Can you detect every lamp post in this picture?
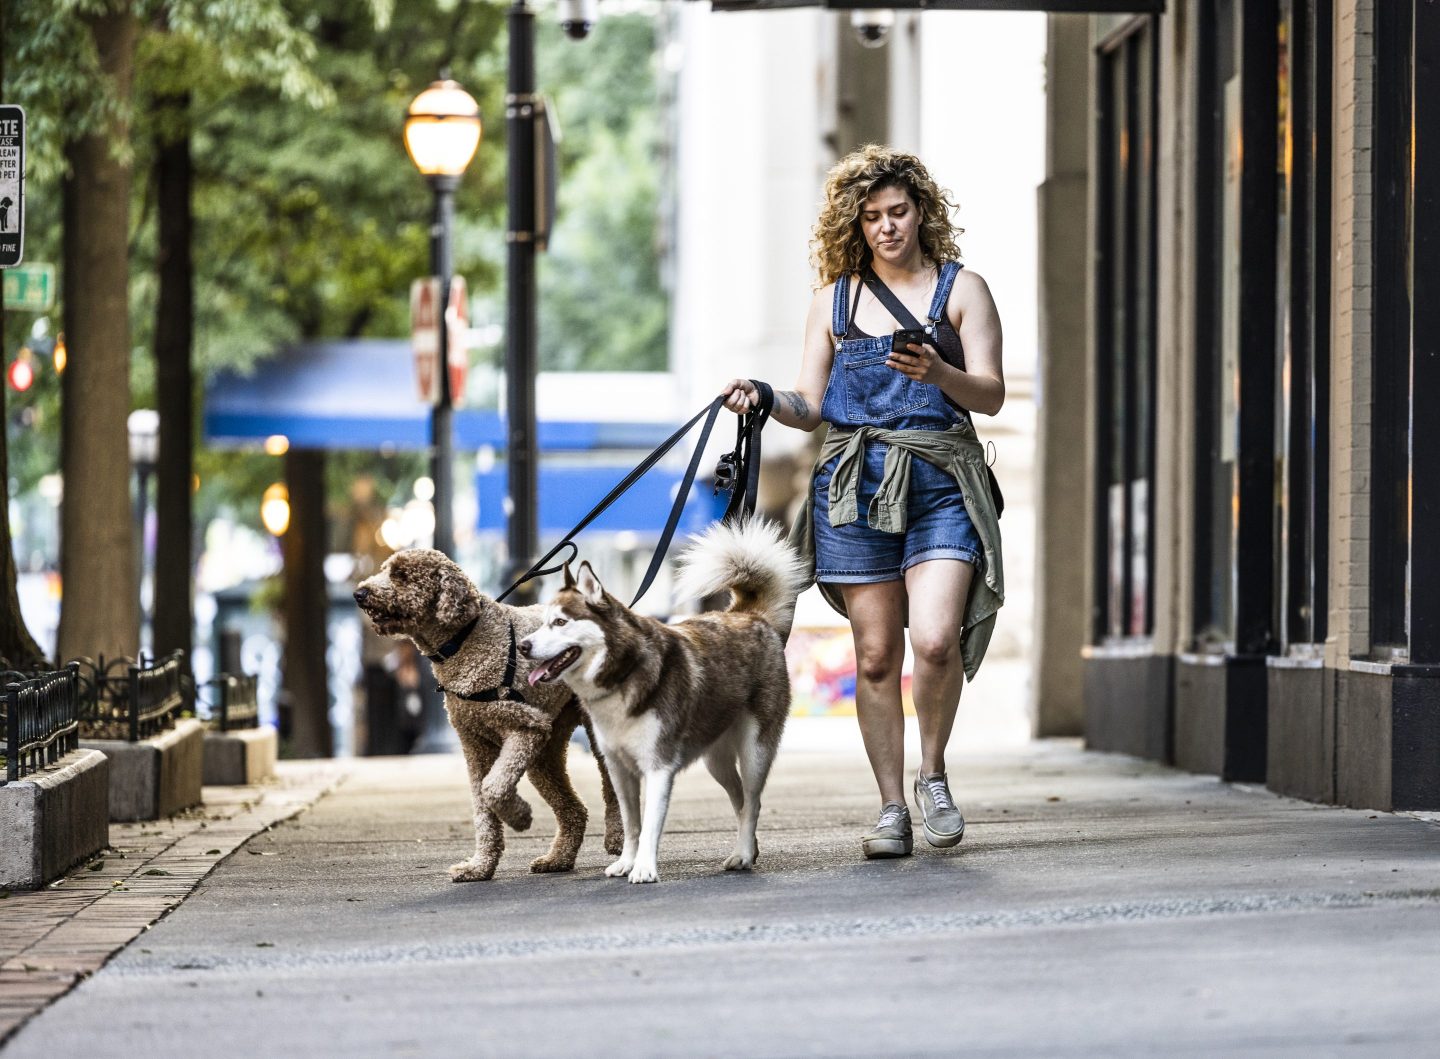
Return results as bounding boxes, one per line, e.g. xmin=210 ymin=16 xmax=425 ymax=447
xmin=505 ymin=1 xmax=541 ymax=600
xmin=128 ymin=409 xmax=160 ymax=650
xmin=404 ymin=78 xmax=482 ymax=560
xmin=405 ymin=79 xmax=480 ymax=754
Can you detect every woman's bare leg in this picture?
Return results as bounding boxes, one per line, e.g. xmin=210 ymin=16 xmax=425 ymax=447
xmin=903 ymin=559 xmax=975 ymax=775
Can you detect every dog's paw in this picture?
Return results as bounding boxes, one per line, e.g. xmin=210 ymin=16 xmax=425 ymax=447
xmin=449 ymin=859 xmax=497 ymax=882
xmin=507 ymin=801 xmax=533 ymax=832
xmin=627 ymin=859 xmax=659 ymax=884
xmin=722 ymin=848 xmax=757 ymax=871
xmin=604 ymin=856 xmax=635 ymax=878
xmin=529 ymin=852 xmax=576 ymax=874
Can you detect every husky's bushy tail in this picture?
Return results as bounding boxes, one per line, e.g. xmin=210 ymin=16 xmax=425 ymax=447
xmin=676 ymin=516 xmax=809 ymax=640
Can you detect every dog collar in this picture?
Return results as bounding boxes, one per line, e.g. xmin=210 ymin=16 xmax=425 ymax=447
xmin=435 ymin=622 xmax=532 ymax=705
xmin=425 ymin=615 xmax=480 ymax=663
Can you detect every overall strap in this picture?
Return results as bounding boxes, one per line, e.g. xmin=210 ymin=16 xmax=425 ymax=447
xmin=926 ymin=261 xmax=964 ymax=324
xmin=831 ymin=273 xmax=851 ymax=340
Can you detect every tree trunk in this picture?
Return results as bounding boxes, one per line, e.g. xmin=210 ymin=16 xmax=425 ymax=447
xmin=0 ymin=4 xmax=47 ymax=669
xmin=281 ymin=448 xmax=332 ymax=757
xmin=152 ymin=91 xmax=194 ymax=664
xmin=57 ymin=6 xmax=139 ymax=664
xmin=0 ymin=415 xmax=47 ymax=665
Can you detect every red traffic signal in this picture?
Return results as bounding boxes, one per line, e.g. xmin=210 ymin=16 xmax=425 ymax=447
xmin=7 ymin=351 xmax=35 ymax=392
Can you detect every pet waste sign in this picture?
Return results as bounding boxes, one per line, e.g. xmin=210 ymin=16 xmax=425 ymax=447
xmin=410 ymin=275 xmax=469 ymax=406
xmin=0 ymin=105 xmax=24 ymax=268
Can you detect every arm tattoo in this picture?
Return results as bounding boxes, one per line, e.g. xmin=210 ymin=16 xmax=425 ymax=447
xmin=780 ymin=390 xmax=810 ymax=421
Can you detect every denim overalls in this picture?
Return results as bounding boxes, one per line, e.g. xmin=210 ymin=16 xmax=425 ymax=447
xmin=812 ymin=261 xmax=983 ymax=582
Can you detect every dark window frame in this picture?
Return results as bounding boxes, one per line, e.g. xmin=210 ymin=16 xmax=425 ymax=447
xmin=1191 ymin=0 xmax=1280 ymax=655
xmin=1091 ymin=15 xmax=1159 ymax=644
xmin=1373 ymin=2 xmax=1440 ymax=663
xmin=1371 ymin=1 xmax=1413 ymax=656
xmin=1414 ymin=0 xmax=1440 ymax=663
xmin=1274 ymin=0 xmax=1332 ymax=651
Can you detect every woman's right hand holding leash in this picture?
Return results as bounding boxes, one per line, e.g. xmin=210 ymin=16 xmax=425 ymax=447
xmin=721 ymin=379 xmax=758 ymax=415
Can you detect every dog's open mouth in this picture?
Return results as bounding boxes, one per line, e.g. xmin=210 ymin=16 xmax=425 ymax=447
xmin=526 ymin=646 xmax=581 ymax=686
xmin=359 ymin=607 xmax=404 ymax=634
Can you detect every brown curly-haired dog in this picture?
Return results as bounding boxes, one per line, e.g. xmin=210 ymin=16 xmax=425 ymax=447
xmin=354 ymin=549 xmax=622 ymax=881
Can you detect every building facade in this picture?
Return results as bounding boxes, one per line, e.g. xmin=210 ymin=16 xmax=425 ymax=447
xmin=1040 ymin=0 xmax=1440 ymax=809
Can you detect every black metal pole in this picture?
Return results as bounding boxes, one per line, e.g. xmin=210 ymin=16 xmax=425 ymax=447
xmin=418 ymin=175 xmax=460 ymax=753
xmin=505 ymin=0 xmax=540 ymax=600
xmin=429 ymin=175 xmax=458 ymax=560
xmin=135 ymin=461 xmax=152 ymax=649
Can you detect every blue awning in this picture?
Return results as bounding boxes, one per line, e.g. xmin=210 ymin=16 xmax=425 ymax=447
xmin=203 ymin=340 xmax=679 ymax=452
xmin=204 ymin=340 xmax=726 ymax=534
xmin=478 ymin=464 xmax=725 ymax=536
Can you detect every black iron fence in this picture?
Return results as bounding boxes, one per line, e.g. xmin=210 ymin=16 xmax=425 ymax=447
xmin=64 ymin=651 xmax=191 ymax=742
xmin=2 ymin=663 xmax=82 ymax=785
xmin=202 ymin=673 xmax=259 ymax=732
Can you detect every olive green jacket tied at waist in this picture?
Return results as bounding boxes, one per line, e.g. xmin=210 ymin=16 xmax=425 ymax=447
xmin=787 ymin=421 xmax=1005 ymax=681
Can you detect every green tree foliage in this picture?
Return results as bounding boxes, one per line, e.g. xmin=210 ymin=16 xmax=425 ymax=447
xmin=6 ymin=1 xmax=670 ymax=528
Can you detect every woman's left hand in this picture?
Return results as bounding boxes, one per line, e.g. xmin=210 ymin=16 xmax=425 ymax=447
xmin=886 ymin=341 xmax=947 ymax=385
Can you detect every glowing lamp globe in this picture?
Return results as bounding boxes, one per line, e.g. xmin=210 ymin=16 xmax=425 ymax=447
xmin=404 ymin=80 xmax=482 ymax=178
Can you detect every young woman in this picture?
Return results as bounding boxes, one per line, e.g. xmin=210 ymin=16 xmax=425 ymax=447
xmin=722 ymin=144 xmax=1005 ymax=859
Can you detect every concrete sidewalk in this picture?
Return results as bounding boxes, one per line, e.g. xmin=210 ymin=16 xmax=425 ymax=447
xmin=4 ymin=721 xmax=1439 ymax=1057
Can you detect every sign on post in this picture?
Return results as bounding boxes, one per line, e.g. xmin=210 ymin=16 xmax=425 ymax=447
xmin=0 ymin=105 xmax=24 ymax=268
xmin=2 ymin=263 xmax=54 ymax=311
xmin=410 ymin=275 xmax=469 ymax=406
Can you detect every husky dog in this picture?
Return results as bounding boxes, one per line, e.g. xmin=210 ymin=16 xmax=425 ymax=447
xmin=354 ymin=549 xmax=622 ymax=881
xmin=519 ymin=518 xmax=807 ymax=884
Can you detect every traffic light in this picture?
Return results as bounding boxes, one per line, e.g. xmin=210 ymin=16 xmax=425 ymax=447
xmin=7 ymin=348 xmax=35 ymax=392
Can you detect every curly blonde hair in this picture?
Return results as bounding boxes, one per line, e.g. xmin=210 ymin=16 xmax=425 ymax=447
xmin=810 ymin=145 xmax=963 ymax=287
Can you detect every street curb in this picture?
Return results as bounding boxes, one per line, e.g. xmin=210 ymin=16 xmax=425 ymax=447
xmin=0 ymin=761 xmax=346 ymax=1045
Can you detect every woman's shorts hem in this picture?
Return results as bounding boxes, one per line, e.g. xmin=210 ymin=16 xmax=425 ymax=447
xmin=817 ymin=547 xmax=978 ymax=584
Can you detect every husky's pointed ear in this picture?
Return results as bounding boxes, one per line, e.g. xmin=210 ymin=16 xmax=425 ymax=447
xmin=436 ymin=569 xmax=475 ymax=626
xmin=562 ymin=561 xmax=577 ymax=590
xmin=575 ymin=561 xmax=606 ymax=605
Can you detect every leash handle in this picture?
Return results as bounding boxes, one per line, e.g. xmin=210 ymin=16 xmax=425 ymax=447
xmin=721 ymin=379 xmax=772 ymax=524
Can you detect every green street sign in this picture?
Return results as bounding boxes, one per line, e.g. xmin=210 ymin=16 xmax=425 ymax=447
xmin=3 ymin=263 xmax=54 ymax=311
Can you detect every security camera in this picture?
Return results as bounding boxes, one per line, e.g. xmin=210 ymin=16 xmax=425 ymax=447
xmin=850 ymin=9 xmax=894 ymax=49
xmin=558 ymin=0 xmax=596 ymax=40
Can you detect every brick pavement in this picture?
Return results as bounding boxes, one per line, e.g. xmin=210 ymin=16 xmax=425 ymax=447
xmin=0 ymin=762 xmax=343 ymax=1044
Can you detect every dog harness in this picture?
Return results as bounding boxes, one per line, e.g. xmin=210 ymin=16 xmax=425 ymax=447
xmin=428 ymin=619 xmax=533 ymax=705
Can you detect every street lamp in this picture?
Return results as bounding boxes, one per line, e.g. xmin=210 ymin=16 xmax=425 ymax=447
xmin=128 ymin=409 xmax=160 ymax=649
xmin=404 ymin=77 xmax=481 ymax=561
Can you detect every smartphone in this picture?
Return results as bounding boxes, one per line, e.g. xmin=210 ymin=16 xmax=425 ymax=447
xmin=891 ymin=327 xmax=928 ymax=353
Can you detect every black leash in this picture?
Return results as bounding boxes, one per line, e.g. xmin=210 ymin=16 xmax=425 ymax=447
xmin=497 ymin=382 xmax=774 ymax=608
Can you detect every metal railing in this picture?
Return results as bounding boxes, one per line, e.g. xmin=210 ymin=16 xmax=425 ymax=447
xmin=68 ymin=651 xmax=190 ymax=742
xmin=2 ymin=663 xmax=82 ymax=785
xmin=202 ymin=673 xmax=259 ymax=732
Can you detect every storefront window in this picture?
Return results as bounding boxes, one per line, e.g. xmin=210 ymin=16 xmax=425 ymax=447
xmin=1371 ymin=0 xmax=1414 ymax=656
xmin=1093 ymin=18 xmax=1158 ymax=642
xmin=1274 ymin=0 xmax=1331 ymax=650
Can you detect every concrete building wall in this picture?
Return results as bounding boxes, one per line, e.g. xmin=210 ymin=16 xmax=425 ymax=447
xmin=1327 ymin=0 xmax=1374 ymax=667
xmin=1034 ymin=15 xmax=1090 ymax=736
xmin=671 ymin=9 xmax=832 ymax=437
